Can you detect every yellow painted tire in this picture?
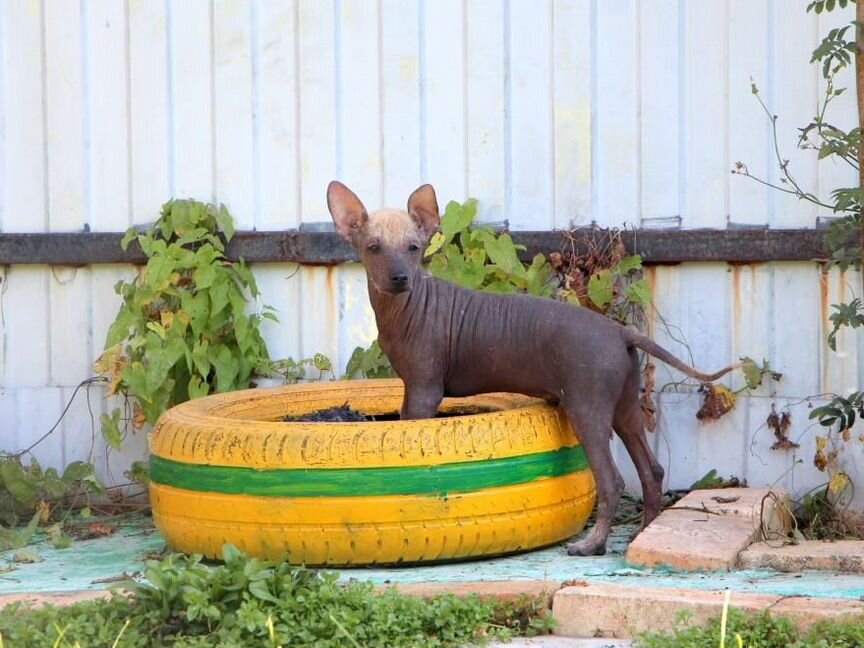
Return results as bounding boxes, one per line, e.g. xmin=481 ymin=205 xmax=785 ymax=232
xmin=149 ymin=379 xmax=595 ymax=565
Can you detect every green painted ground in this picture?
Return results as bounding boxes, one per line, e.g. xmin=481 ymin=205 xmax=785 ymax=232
xmin=2 ymin=514 xmax=863 ymax=600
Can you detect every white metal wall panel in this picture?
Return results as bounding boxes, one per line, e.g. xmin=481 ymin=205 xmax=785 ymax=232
xmin=88 ymin=0 xmax=132 ymax=232
xmin=594 ymin=1 xmax=638 ymax=229
xmin=424 ymin=0 xmax=467 ymax=208
xmin=129 ymin=0 xmax=170 ymax=227
xmin=509 ymin=0 xmax=553 ymax=230
xmin=3 ymin=0 xmax=47 ymax=234
xmin=552 ymin=0 xmax=591 ymax=229
xmin=728 ymin=0 xmax=769 ymax=227
xmin=215 ymin=0 xmax=257 ymax=229
xmin=380 ymin=0 xmax=422 ymax=207
xmin=1 ymin=0 xmax=862 ymax=502
xmin=466 ymin=0 xmax=506 ymax=223
xmin=255 ymin=1 xmax=300 ymax=230
xmin=640 ymin=0 xmax=680 ymax=226
xmin=298 ymin=0 xmax=337 ymax=222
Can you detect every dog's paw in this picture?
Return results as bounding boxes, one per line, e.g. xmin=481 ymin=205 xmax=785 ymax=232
xmin=565 ymin=541 xmax=607 ymax=556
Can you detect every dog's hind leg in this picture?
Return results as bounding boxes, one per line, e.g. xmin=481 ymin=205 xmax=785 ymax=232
xmin=613 ymin=351 xmax=665 ymax=529
xmin=563 ymin=400 xmax=623 ymax=556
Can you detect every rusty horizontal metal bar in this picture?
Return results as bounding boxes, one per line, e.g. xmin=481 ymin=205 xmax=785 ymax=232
xmin=0 ymin=228 xmax=837 ymax=266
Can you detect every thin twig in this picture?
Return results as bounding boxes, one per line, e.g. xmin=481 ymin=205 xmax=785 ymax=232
xmin=13 ymin=377 xmax=106 ymax=458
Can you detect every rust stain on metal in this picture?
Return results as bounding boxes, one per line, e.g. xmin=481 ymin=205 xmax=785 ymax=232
xmin=325 ymin=266 xmax=338 ymax=325
xmin=644 ymin=266 xmax=657 ymax=338
xmin=819 ymin=263 xmax=830 ymax=391
xmin=731 ymin=264 xmax=742 ymax=351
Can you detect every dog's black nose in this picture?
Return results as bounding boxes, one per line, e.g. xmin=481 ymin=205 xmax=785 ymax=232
xmin=390 ymin=272 xmax=408 ymax=284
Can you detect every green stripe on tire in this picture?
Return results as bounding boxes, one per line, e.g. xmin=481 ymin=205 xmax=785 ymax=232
xmin=150 ymin=445 xmax=588 ymax=498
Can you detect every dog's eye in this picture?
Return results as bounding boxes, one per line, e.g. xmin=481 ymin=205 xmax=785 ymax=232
xmin=367 ymin=243 xmax=380 ymax=253
xmin=407 ymin=243 xmax=420 ymax=252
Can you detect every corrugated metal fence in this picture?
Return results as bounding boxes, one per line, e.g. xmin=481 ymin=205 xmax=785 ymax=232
xmin=0 ymin=0 xmax=861 ymax=500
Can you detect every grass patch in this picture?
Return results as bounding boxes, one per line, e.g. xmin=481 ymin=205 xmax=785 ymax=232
xmin=0 ymin=545 xmax=535 ymax=647
xmin=636 ymin=605 xmax=864 ymax=648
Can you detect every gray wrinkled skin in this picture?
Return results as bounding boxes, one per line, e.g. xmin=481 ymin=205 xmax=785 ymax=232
xmin=327 ymin=181 xmax=734 ymax=556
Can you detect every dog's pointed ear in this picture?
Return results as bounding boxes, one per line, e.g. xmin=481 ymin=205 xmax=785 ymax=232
xmin=327 ymin=181 xmax=368 ymax=242
xmin=407 ymin=184 xmax=440 ymax=239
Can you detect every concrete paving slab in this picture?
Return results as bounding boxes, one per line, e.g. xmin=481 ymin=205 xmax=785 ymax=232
xmin=389 ymin=579 xmax=559 ymax=605
xmin=552 ymin=582 xmax=780 ymax=638
xmin=0 ymin=590 xmax=110 ymax=609
xmin=672 ymin=488 xmax=790 ymax=528
xmin=551 ymin=582 xmax=864 ymax=639
xmin=625 ymin=510 xmax=756 ymax=571
xmin=739 ymin=540 xmax=864 ymax=573
xmin=771 ymin=596 xmax=864 ymax=629
xmin=626 ymin=488 xmax=790 ymax=571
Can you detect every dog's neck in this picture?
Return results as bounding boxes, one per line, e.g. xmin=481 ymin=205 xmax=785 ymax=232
xmin=366 ymin=271 xmax=441 ymax=342
xmin=368 ymin=272 xmax=421 ymax=320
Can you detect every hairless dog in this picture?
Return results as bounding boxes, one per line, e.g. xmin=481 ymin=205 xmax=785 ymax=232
xmin=327 ymin=181 xmax=734 ymax=556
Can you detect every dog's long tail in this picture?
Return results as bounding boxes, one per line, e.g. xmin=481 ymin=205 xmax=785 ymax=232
xmin=623 ymin=329 xmax=738 ymax=383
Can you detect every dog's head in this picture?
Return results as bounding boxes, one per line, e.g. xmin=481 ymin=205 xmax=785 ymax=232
xmin=327 ymin=181 xmax=440 ymax=295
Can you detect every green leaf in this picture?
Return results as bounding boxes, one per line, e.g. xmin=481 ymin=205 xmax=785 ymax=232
xmin=216 ymin=204 xmax=236 ymax=241
xmin=42 ymin=472 xmax=68 ymax=499
xmin=47 ymin=524 xmax=72 ymax=550
xmin=12 ymin=548 xmax=43 ymax=563
xmin=104 ymin=307 xmax=138 ymax=348
xmin=345 ymin=347 xmax=364 ymax=378
xmin=120 ymin=228 xmax=138 ymax=252
xmin=249 ymin=580 xmax=281 ymax=604
xmin=440 ymin=199 xmax=476 ymax=244
xmin=222 ymin=543 xmax=242 ymax=565
xmin=100 ymin=408 xmax=124 ymax=451
xmin=194 ymin=263 xmax=218 ymax=290
xmin=482 ymin=280 xmax=518 ymax=294
xmin=62 ymin=461 xmax=92 ymax=483
xmin=146 ymin=321 xmax=167 ymax=341
xmin=344 ymin=342 xmax=392 ymax=379
xmin=145 ymin=255 xmax=176 ymax=289
xmin=587 ymin=272 xmax=614 ymax=309
xmin=625 ymin=279 xmax=652 ymax=308
xmin=191 ymin=340 xmax=212 ymax=379
xmin=612 ymin=254 xmax=643 ymax=276
xmin=210 ymin=278 xmax=230 ymax=317
xmin=524 ymin=254 xmax=553 ymax=296
xmin=182 ymin=291 xmax=211 ymax=338
xmin=483 ymin=233 xmax=524 ymax=277
xmin=0 ymin=461 xmax=38 ymax=508
xmin=168 ymin=200 xmax=191 ymax=237
xmin=312 ymin=353 xmax=332 ymax=373
xmin=188 ymin=375 xmax=209 ymax=400
xmin=741 ymin=356 xmax=765 ymax=390
xmin=214 ymin=346 xmax=240 ymax=392
xmin=425 ymin=231 xmax=446 ymax=257
xmin=0 ymin=510 xmax=41 ymax=551
xmin=235 ymin=259 xmax=259 ymax=297
xmin=144 ymin=334 xmax=187 ymax=394
xmin=125 ymin=461 xmax=150 ymax=486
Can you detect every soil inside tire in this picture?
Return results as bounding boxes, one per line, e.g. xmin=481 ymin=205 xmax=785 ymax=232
xmin=282 ymin=404 xmax=497 ymax=423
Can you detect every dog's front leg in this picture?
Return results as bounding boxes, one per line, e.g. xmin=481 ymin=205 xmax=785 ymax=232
xmin=400 ymin=382 xmax=444 ymax=420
